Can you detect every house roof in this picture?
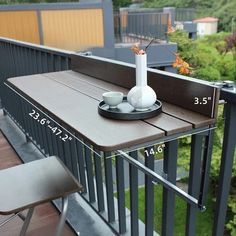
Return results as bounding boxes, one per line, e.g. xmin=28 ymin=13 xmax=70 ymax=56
xmin=194 ymin=17 xmax=219 ymax=23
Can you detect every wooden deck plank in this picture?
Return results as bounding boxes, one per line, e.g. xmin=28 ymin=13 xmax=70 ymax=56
xmin=162 ymin=102 xmax=215 ymax=128
xmin=144 ymin=113 xmax=192 ymax=135
xmin=0 ymin=131 xmax=76 ymax=236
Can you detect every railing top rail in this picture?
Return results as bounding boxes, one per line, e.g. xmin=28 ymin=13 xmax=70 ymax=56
xmin=176 ymin=8 xmax=195 ymax=12
xmin=0 ymin=1 xmax=104 ymax=11
xmin=119 ymin=7 xmax=163 ymax=12
xmin=220 ymin=87 xmax=236 ymax=104
xmin=0 ymin=37 xmax=73 ymax=56
xmin=125 ymin=12 xmax=168 ymax=16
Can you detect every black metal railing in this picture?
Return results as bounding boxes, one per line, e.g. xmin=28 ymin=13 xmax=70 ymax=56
xmin=0 ymin=37 xmax=71 ymax=103
xmin=113 ymin=7 xmax=196 ymax=44
xmin=175 ymin=8 xmax=195 ymax=22
xmin=114 ymin=11 xmax=168 ymax=44
xmin=0 ymin=38 xmax=235 ymax=236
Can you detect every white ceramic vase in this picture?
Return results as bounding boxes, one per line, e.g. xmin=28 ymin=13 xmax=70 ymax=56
xmin=127 ymin=54 xmax=156 ymax=111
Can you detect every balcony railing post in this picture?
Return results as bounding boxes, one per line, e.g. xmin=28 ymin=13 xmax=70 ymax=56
xmin=104 ymin=152 xmax=115 ymax=223
xmin=186 ymin=134 xmax=204 ymax=236
xmin=94 ymin=149 xmax=105 ymax=212
xmin=144 ymin=146 xmax=155 ymax=236
xmin=129 ymin=150 xmax=139 ymax=236
xmin=116 ymin=154 xmax=126 ymax=234
xmin=213 ymin=102 xmax=236 ymax=236
xmin=198 ymin=127 xmax=215 ymax=209
xmin=162 ymin=140 xmax=178 ymax=236
xmin=84 ymin=142 xmax=96 ymax=203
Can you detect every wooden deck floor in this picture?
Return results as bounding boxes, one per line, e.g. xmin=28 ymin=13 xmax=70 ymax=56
xmin=0 ymin=130 xmax=76 ymax=236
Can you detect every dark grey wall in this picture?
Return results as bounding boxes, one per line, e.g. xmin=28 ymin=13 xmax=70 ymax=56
xmin=114 ymin=43 xmax=177 ymax=67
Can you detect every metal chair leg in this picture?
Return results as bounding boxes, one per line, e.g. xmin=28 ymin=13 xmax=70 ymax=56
xmin=0 ymin=213 xmax=20 ymax=228
xmin=54 ymin=196 xmax=69 ymax=236
xmin=19 ymin=207 xmax=34 ymax=236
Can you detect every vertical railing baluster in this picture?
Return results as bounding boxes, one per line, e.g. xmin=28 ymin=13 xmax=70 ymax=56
xmin=36 ymin=112 xmax=44 ymax=150
xmin=185 ymin=135 xmax=204 ymax=236
xmin=19 ymin=97 xmax=26 ymax=133
xmin=20 ymin=100 xmax=29 ymax=137
xmin=144 ymin=146 xmax=154 ymax=236
xmin=32 ymin=49 xmax=38 ymax=73
xmin=198 ymin=128 xmax=214 ymax=209
xmin=62 ymin=132 xmax=74 ymax=173
xmin=61 ymin=57 xmax=68 ymax=70
xmin=42 ymin=52 xmax=49 ymax=73
xmin=116 ymin=154 xmax=126 ymax=234
xmin=104 ymin=152 xmax=115 ymax=222
xmin=22 ymin=102 xmax=32 ymax=140
xmin=26 ymin=103 xmax=37 ymax=143
xmin=55 ymin=125 xmax=66 ymax=163
xmin=129 ymin=150 xmax=139 ymax=236
xmin=162 ymin=140 xmax=178 ymax=236
xmin=21 ymin=47 xmax=28 ymax=75
xmin=26 ymin=48 xmax=33 ymax=75
xmin=69 ymin=134 xmax=80 ymax=180
xmin=32 ymin=108 xmax=41 ymax=146
xmin=14 ymin=45 xmax=20 ymax=76
xmin=40 ymin=112 xmax=49 ymax=155
xmin=47 ymin=53 xmax=54 ymax=71
xmin=76 ymin=138 xmax=87 ymax=193
xmin=45 ymin=118 xmax=54 ymax=156
xmin=94 ymin=149 xmax=105 ymax=212
xmin=55 ymin=55 xmax=62 ymax=71
xmin=36 ymin=51 xmax=43 ymax=73
xmin=15 ymin=92 xmax=21 ymax=126
xmin=23 ymin=47 xmax=29 ymax=75
xmin=84 ymin=141 xmax=96 ymax=202
xmin=50 ymin=125 xmax=59 ymax=157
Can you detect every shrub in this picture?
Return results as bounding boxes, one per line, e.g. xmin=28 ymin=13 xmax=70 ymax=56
xmin=193 ymin=67 xmax=221 ymax=81
xmin=216 ymin=56 xmax=235 ymax=80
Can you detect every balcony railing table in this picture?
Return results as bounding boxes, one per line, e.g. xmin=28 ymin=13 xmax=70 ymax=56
xmin=1 ymin=54 xmax=221 ymax=236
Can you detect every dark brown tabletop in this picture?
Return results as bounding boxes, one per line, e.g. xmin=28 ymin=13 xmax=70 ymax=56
xmin=0 ymin=156 xmax=83 ymax=215
xmin=6 ymin=70 xmax=217 ymax=151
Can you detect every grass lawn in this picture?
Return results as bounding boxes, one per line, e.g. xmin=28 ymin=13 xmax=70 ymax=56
xmin=123 ymin=184 xmax=215 ymax=236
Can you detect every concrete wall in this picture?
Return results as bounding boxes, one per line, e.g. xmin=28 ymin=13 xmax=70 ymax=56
xmin=197 ymin=22 xmax=218 ymax=37
xmin=114 ymin=43 xmax=177 ymax=68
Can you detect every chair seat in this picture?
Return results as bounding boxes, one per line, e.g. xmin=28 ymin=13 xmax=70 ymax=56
xmin=0 ymin=156 xmax=83 ymax=215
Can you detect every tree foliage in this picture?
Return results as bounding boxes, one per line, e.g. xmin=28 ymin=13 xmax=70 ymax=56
xmin=0 ymin=0 xmax=79 ymax=4
xmin=144 ymin=0 xmax=236 ymax=32
xmin=169 ymin=30 xmax=236 ymax=82
xmin=113 ymin=0 xmax=132 ymax=10
xmin=169 ymin=30 xmax=236 ymax=234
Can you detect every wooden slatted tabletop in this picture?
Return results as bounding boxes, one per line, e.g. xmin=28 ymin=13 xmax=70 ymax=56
xmin=6 ymin=70 xmax=218 ymax=152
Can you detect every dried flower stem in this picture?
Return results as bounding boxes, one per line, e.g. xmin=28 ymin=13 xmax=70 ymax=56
xmin=144 ymin=38 xmax=156 ymax=52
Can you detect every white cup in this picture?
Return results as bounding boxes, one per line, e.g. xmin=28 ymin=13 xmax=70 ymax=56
xmin=102 ymin=91 xmax=124 ymax=108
